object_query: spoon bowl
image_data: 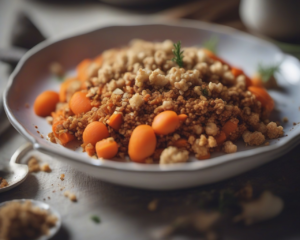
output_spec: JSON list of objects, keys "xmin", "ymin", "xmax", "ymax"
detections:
[{"xmin": 0, "ymin": 143, "xmax": 32, "ymax": 193}]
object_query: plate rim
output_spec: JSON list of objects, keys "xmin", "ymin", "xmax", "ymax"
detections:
[{"xmin": 3, "ymin": 19, "xmax": 300, "ymax": 173}]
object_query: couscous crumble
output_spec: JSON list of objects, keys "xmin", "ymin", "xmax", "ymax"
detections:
[{"xmin": 34, "ymin": 39, "xmax": 284, "ymax": 164}]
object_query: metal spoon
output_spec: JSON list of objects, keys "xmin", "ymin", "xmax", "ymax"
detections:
[
  {"xmin": 0, "ymin": 143, "xmax": 32, "ymax": 193},
  {"xmin": 0, "ymin": 199, "xmax": 61, "ymax": 240}
]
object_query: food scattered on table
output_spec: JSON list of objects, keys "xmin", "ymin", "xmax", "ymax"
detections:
[
  {"xmin": 40, "ymin": 163, "xmax": 52, "ymax": 173},
  {"xmin": 60, "ymin": 173, "xmax": 65, "ymax": 181},
  {"xmin": 34, "ymin": 39, "xmax": 284, "ymax": 163},
  {"xmin": 64, "ymin": 191, "xmax": 77, "ymax": 202},
  {"xmin": 0, "ymin": 200, "xmax": 57, "ymax": 240},
  {"xmin": 234, "ymin": 191, "xmax": 284, "ymax": 225},
  {"xmin": 90, "ymin": 215, "xmax": 101, "ymax": 224},
  {"xmin": 0, "ymin": 177, "xmax": 8, "ymax": 188},
  {"xmin": 27, "ymin": 157, "xmax": 51, "ymax": 173}
]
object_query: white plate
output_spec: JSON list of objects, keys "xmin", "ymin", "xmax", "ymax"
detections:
[{"xmin": 3, "ymin": 20, "xmax": 300, "ymax": 190}]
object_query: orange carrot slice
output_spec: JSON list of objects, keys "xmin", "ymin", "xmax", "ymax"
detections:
[
  {"xmin": 34, "ymin": 91, "xmax": 59, "ymax": 117},
  {"xmin": 248, "ymin": 86, "xmax": 274, "ymax": 112},
  {"xmin": 108, "ymin": 113, "xmax": 123, "ymax": 131},
  {"xmin": 52, "ymin": 120, "xmax": 75, "ymax": 145},
  {"xmin": 96, "ymin": 138, "xmax": 118, "ymax": 159},
  {"xmin": 222, "ymin": 119, "xmax": 238, "ymax": 137},
  {"xmin": 173, "ymin": 139, "xmax": 188, "ymax": 148},
  {"xmin": 83, "ymin": 121, "xmax": 110, "ymax": 146},
  {"xmin": 69, "ymin": 91, "xmax": 92, "ymax": 115},
  {"xmin": 215, "ymin": 131, "xmax": 227, "ymax": 145},
  {"xmin": 128, "ymin": 125, "xmax": 156, "ymax": 163},
  {"xmin": 152, "ymin": 111, "xmax": 179, "ymax": 135}
]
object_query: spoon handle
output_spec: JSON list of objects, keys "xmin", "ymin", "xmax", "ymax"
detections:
[{"xmin": 10, "ymin": 143, "xmax": 33, "ymax": 164}]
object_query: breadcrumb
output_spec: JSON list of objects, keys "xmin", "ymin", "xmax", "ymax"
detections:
[
  {"xmin": 64, "ymin": 191, "xmax": 77, "ymax": 202},
  {"xmin": 28, "ymin": 157, "xmax": 41, "ymax": 172},
  {"xmin": 41, "ymin": 164, "xmax": 51, "ymax": 173},
  {"xmin": 282, "ymin": 117, "xmax": 288, "ymax": 123},
  {"xmin": 242, "ymin": 131, "xmax": 265, "ymax": 146},
  {"xmin": 60, "ymin": 174, "xmax": 65, "ymax": 181},
  {"xmin": 160, "ymin": 146, "xmax": 189, "ymax": 164},
  {"xmin": 266, "ymin": 122, "xmax": 284, "ymax": 139},
  {"xmin": 223, "ymin": 141, "xmax": 237, "ymax": 153}
]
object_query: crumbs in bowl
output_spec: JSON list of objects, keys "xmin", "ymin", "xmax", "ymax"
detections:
[
  {"xmin": 0, "ymin": 177, "xmax": 8, "ymax": 188},
  {"xmin": 0, "ymin": 200, "xmax": 57, "ymax": 240}
]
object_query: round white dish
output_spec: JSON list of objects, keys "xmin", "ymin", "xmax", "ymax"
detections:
[
  {"xmin": 0, "ymin": 199, "xmax": 61, "ymax": 240},
  {"xmin": 3, "ymin": 20, "xmax": 300, "ymax": 190}
]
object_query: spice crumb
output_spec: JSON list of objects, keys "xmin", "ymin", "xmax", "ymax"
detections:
[
  {"xmin": 60, "ymin": 174, "xmax": 65, "ymax": 181},
  {"xmin": 293, "ymin": 122, "xmax": 297, "ymax": 126},
  {"xmin": 64, "ymin": 191, "xmax": 77, "ymax": 202},
  {"xmin": 264, "ymin": 142, "xmax": 270, "ymax": 146},
  {"xmin": 282, "ymin": 117, "xmax": 288, "ymax": 123},
  {"xmin": 35, "ymin": 126, "xmax": 38, "ymax": 129},
  {"xmin": 41, "ymin": 164, "xmax": 51, "ymax": 173}
]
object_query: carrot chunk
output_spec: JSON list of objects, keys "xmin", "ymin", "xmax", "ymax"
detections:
[
  {"xmin": 34, "ymin": 91, "xmax": 59, "ymax": 117},
  {"xmin": 108, "ymin": 113, "xmax": 123, "ymax": 131},
  {"xmin": 197, "ymin": 152, "xmax": 211, "ymax": 160},
  {"xmin": 52, "ymin": 120, "xmax": 75, "ymax": 145},
  {"xmin": 128, "ymin": 125, "xmax": 156, "ymax": 163},
  {"xmin": 76, "ymin": 59, "xmax": 92, "ymax": 81},
  {"xmin": 96, "ymin": 138, "xmax": 118, "ymax": 159},
  {"xmin": 248, "ymin": 86, "xmax": 274, "ymax": 112},
  {"xmin": 215, "ymin": 131, "xmax": 227, "ymax": 145},
  {"xmin": 178, "ymin": 114, "xmax": 188, "ymax": 122},
  {"xmin": 69, "ymin": 91, "xmax": 92, "ymax": 115},
  {"xmin": 222, "ymin": 119, "xmax": 239, "ymax": 137},
  {"xmin": 83, "ymin": 122, "xmax": 109, "ymax": 145},
  {"xmin": 59, "ymin": 78, "xmax": 77, "ymax": 102},
  {"xmin": 173, "ymin": 139, "xmax": 188, "ymax": 148},
  {"xmin": 231, "ymin": 67, "xmax": 252, "ymax": 87},
  {"xmin": 152, "ymin": 111, "xmax": 179, "ymax": 135}
]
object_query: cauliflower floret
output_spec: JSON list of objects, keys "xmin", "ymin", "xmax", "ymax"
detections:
[
  {"xmin": 210, "ymin": 61, "xmax": 223, "ymax": 75},
  {"xmin": 243, "ymin": 131, "xmax": 265, "ymax": 146},
  {"xmin": 162, "ymin": 100, "xmax": 173, "ymax": 110},
  {"xmin": 208, "ymin": 136, "xmax": 217, "ymax": 148},
  {"xmin": 208, "ymin": 82, "xmax": 223, "ymax": 93},
  {"xmin": 199, "ymin": 134, "xmax": 207, "ymax": 147},
  {"xmin": 149, "ymin": 69, "xmax": 169, "ymax": 87},
  {"xmin": 129, "ymin": 93, "xmax": 144, "ymax": 109},
  {"xmin": 135, "ymin": 68, "xmax": 151, "ymax": 87},
  {"xmin": 223, "ymin": 141, "xmax": 237, "ymax": 153},
  {"xmin": 266, "ymin": 122, "xmax": 284, "ymax": 139},
  {"xmin": 160, "ymin": 146, "xmax": 189, "ymax": 164},
  {"xmin": 255, "ymin": 122, "xmax": 267, "ymax": 134},
  {"xmin": 205, "ymin": 122, "xmax": 219, "ymax": 136},
  {"xmin": 193, "ymin": 125, "xmax": 203, "ymax": 135}
]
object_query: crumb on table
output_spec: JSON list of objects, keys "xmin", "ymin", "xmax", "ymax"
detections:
[
  {"xmin": 41, "ymin": 164, "xmax": 51, "ymax": 173},
  {"xmin": 64, "ymin": 191, "xmax": 77, "ymax": 202},
  {"xmin": 60, "ymin": 174, "xmax": 65, "ymax": 181}
]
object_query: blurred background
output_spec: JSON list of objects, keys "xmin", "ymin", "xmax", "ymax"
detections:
[{"xmin": 1, "ymin": 0, "xmax": 300, "ymax": 133}]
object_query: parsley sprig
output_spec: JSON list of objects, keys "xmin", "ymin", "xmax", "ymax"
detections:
[
  {"xmin": 203, "ymin": 36, "xmax": 219, "ymax": 54},
  {"xmin": 258, "ymin": 63, "xmax": 280, "ymax": 82},
  {"xmin": 172, "ymin": 41, "xmax": 184, "ymax": 68}
]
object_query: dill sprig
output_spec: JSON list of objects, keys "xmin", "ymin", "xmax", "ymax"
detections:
[
  {"xmin": 203, "ymin": 36, "xmax": 219, "ymax": 54},
  {"xmin": 258, "ymin": 63, "xmax": 280, "ymax": 82},
  {"xmin": 91, "ymin": 215, "xmax": 101, "ymax": 224},
  {"xmin": 172, "ymin": 41, "xmax": 184, "ymax": 68}
]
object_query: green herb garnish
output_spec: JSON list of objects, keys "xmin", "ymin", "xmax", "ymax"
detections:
[
  {"xmin": 203, "ymin": 36, "xmax": 219, "ymax": 54},
  {"xmin": 172, "ymin": 41, "xmax": 184, "ymax": 68},
  {"xmin": 202, "ymin": 88, "xmax": 208, "ymax": 96},
  {"xmin": 91, "ymin": 215, "xmax": 101, "ymax": 224},
  {"xmin": 258, "ymin": 63, "xmax": 280, "ymax": 82}
]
